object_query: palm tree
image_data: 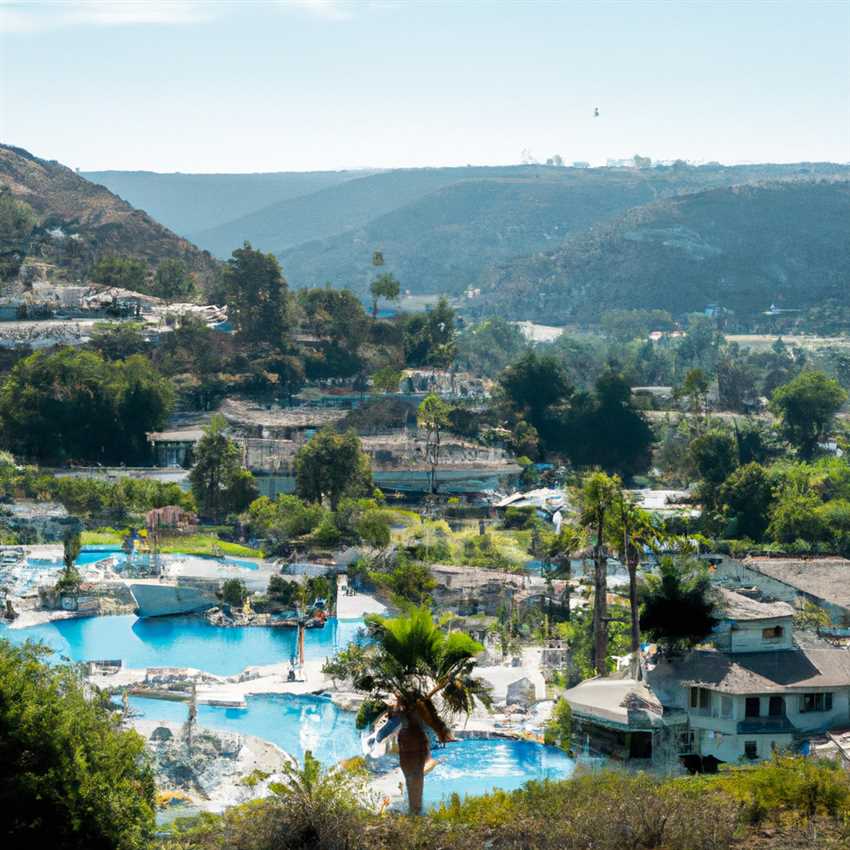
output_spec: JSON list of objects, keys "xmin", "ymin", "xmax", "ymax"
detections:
[
  {"xmin": 354, "ymin": 607, "xmax": 491, "ymax": 814},
  {"xmin": 608, "ymin": 496, "xmax": 660, "ymax": 669},
  {"xmin": 579, "ymin": 472, "xmax": 621, "ymax": 677}
]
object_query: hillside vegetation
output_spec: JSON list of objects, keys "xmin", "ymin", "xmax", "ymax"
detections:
[
  {"xmin": 82, "ymin": 168, "xmax": 373, "ymax": 235},
  {"xmin": 478, "ymin": 179, "xmax": 850, "ymax": 322},
  {"xmin": 0, "ymin": 144, "xmax": 219, "ymax": 289}
]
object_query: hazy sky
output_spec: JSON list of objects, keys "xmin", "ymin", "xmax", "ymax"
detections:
[{"xmin": 2, "ymin": 0, "xmax": 848, "ymax": 173}]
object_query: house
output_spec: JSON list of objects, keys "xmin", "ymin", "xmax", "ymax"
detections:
[
  {"xmin": 565, "ymin": 587, "xmax": 850, "ymax": 768},
  {"xmin": 714, "ymin": 555, "xmax": 850, "ymax": 625}
]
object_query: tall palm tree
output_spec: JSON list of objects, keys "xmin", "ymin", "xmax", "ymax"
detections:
[
  {"xmin": 579, "ymin": 472, "xmax": 621, "ymax": 677},
  {"xmin": 608, "ymin": 496, "xmax": 661, "ymax": 668},
  {"xmin": 355, "ymin": 607, "xmax": 491, "ymax": 814}
]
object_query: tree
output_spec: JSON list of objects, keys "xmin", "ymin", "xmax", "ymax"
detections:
[
  {"xmin": 223, "ymin": 242, "xmax": 289, "ymax": 346},
  {"xmin": 770, "ymin": 371, "xmax": 847, "ymax": 459},
  {"xmin": 543, "ymin": 698, "xmax": 572, "ymax": 751},
  {"xmin": 90, "ymin": 255, "xmax": 148, "ymax": 291},
  {"xmin": 566, "ymin": 370, "xmax": 655, "ymax": 477},
  {"xmin": 499, "ymin": 351, "xmax": 573, "ymax": 435},
  {"xmin": 189, "ymin": 415, "xmax": 258, "ymax": 521},
  {"xmin": 417, "ymin": 393, "xmax": 450, "ymax": 494},
  {"xmin": 55, "ymin": 530, "xmax": 82, "ymax": 597},
  {"xmin": 351, "ymin": 607, "xmax": 490, "ymax": 813},
  {"xmin": 0, "ymin": 349, "xmax": 173, "ymax": 465},
  {"xmin": 221, "ymin": 578, "xmax": 248, "ymax": 607},
  {"xmin": 580, "ymin": 472, "xmax": 621, "ymax": 675},
  {"xmin": 0, "ymin": 641, "xmax": 155, "ymax": 848},
  {"xmin": 717, "ymin": 462, "xmax": 774, "ymax": 541},
  {"xmin": 640, "ymin": 558, "xmax": 718, "ymax": 655},
  {"xmin": 608, "ymin": 498, "xmax": 658, "ymax": 660},
  {"xmin": 675, "ymin": 367, "xmax": 710, "ymax": 422},
  {"xmin": 153, "ymin": 258, "xmax": 195, "ymax": 302},
  {"xmin": 542, "ymin": 524, "xmax": 583, "ymax": 621},
  {"xmin": 371, "ymin": 366, "xmax": 402, "ymax": 395},
  {"xmin": 88, "ymin": 322, "xmax": 150, "ymax": 361},
  {"xmin": 295, "ymin": 428, "xmax": 373, "ymax": 510},
  {"xmin": 370, "ymin": 272, "xmax": 400, "ymax": 319}
]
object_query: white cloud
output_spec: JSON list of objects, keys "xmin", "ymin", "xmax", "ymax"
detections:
[{"xmin": 0, "ymin": 1, "xmax": 215, "ymax": 33}]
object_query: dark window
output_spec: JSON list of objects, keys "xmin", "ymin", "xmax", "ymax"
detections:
[
  {"xmin": 745, "ymin": 697, "xmax": 761, "ymax": 718},
  {"xmin": 744, "ymin": 740, "xmax": 758, "ymax": 760},
  {"xmin": 699, "ymin": 688, "xmax": 711, "ymax": 710},
  {"xmin": 801, "ymin": 693, "xmax": 834, "ymax": 713},
  {"xmin": 769, "ymin": 696, "xmax": 785, "ymax": 717},
  {"xmin": 690, "ymin": 687, "xmax": 698, "ymax": 708},
  {"xmin": 762, "ymin": 626, "xmax": 784, "ymax": 640}
]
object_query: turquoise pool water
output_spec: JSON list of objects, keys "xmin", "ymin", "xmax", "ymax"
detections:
[
  {"xmin": 0, "ymin": 615, "xmax": 365, "ymax": 675},
  {"xmin": 423, "ymin": 738, "xmax": 576, "ymax": 807},
  {"xmin": 129, "ymin": 694, "xmax": 361, "ymax": 767},
  {"xmin": 128, "ymin": 694, "xmax": 576, "ymax": 803}
]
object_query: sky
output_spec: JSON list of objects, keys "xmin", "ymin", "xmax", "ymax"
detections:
[{"xmin": 1, "ymin": 0, "xmax": 848, "ymax": 173}]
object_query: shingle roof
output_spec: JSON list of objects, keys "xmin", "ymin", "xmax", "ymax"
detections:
[
  {"xmin": 743, "ymin": 557, "xmax": 850, "ymax": 610},
  {"xmin": 718, "ymin": 587, "xmax": 794, "ymax": 621},
  {"xmin": 648, "ymin": 637, "xmax": 850, "ymax": 696}
]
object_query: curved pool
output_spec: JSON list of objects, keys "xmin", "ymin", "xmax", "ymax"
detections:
[{"xmin": 0, "ymin": 614, "xmax": 365, "ymax": 675}]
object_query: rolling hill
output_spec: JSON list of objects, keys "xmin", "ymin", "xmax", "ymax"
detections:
[
  {"xmin": 0, "ymin": 145, "xmax": 219, "ymax": 289},
  {"xmin": 475, "ymin": 180, "xmax": 850, "ymax": 322},
  {"xmin": 82, "ymin": 169, "xmax": 373, "ymax": 235},
  {"xmin": 276, "ymin": 163, "xmax": 850, "ymax": 296},
  {"xmin": 188, "ymin": 165, "xmax": 537, "ymax": 258}
]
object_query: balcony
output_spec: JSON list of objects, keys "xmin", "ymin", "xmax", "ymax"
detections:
[{"xmin": 737, "ymin": 716, "xmax": 795, "ymax": 734}]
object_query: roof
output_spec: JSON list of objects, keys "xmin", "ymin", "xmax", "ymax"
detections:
[
  {"xmin": 564, "ymin": 677, "xmax": 663, "ymax": 728},
  {"xmin": 718, "ymin": 587, "xmax": 794, "ymax": 621},
  {"xmin": 648, "ymin": 637, "xmax": 850, "ymax": 696},
  {"xmin": 743, "ymin": 556, "xmax": 850, "ymax": 610},
  {"xmin": 495, "ymin": 488, "xmax": 567, "ymax": 513},
  {"xmin": 147, "ymin": 428, "xmax": 206, "ymax": 443}
]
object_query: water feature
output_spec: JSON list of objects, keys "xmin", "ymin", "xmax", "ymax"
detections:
[
  {"xmin": 0, "ymin": 614, "xmax": 366, "ymax": 674},
  {"xmin": 129, "ymin": 693, "xmax": 361, "ymax": 767}
]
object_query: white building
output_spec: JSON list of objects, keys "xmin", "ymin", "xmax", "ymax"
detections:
[{"xmin": 565, "ymin": 587, "xmax": 850, "ymax": 767}]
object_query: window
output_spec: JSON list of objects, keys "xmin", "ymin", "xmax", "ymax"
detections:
[
  {"xmin": 720, "ymin": 695, "xmax": 733, "ymax": 718},
  {"xmin": 800, "ymin": 693, "xmax": 834, "ymax": 713},
  {"xmin": 762, "ymin": 625, "xmax": 784, "ymax": 640},
  {"xmin": 745, "ymin": 697, "xmax": 761, "ymax": 718},
  {"xmin": 744, "ymin": 740, "xmax": 758, "ymax": 760},
  {"xmin": 690, "ymin": 687, "xmax": 711, "ymax": 712},
  {"xmin": 768, "ymin": 696, "xmax": 785, "ymax": 717}
]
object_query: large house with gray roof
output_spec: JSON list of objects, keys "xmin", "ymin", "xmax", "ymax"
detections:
[{"xmin": 564, "ymin": 587, "xmax": 850, "ymax": 768}]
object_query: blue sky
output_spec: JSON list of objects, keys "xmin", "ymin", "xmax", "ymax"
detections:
[{"xmin": 1, "ymin": 0, "xmax": 848, "ymax": 172}]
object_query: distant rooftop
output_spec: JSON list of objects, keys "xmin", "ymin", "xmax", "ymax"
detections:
[{"xmin": 743, "ymin": 556, "xmax": 850, "ymax": 610}]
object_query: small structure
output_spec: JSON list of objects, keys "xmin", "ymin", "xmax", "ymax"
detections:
[
  {"xmin": 146, "ymin": 505, "xmax": 198, "ymax": 532},
  {"xmin": 495, "ymin": 488, "xmax": 567, "ymax": 521},
  {"xmin": 147, "ymin": 427, "xmax": 205, "ymax": 468}
]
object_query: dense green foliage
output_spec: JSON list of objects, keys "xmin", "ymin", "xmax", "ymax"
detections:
[
  {"xmin": 189, "ymin": 415, "xmax": 258, "ymax": 521},
  {"xmin": 295, "ymin": 429, "xmax": 373, "ymax": 510},
  {"xmin": 640, "ymin": 558, "xmax": 718, "ymax": 654},
  {"xmin": 0, "ymin": 348, "xmax": 173, "ymax": 464},
  {"xmin": 90, "ymin": 254, "xmax": 148, "ymax": 291},
  {"xmin": 0, "ymin": 641, "xmax": 155, "ymax": 849}
]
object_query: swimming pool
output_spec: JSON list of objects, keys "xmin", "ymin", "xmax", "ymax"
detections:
[
  {"xmin": 128, "ymin": 694, "xmax": 577, "ymax": 804},
  {"xmin": 0, "ymin": 614, "xmax": 366, "ymax": 675},
  {"xmin": 423, "ymin": 737, "xmax": 577, "ymax": 807},
  {"xmin": 129, "ymin": 693, "xmax": 361, "ymax": 767}
]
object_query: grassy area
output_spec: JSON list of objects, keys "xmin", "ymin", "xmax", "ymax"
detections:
[
  {"xmin": 81, "ymin": 529, "xmax": 262, "ymax": 558},
  {"xmin": 157, "ymin": 534, "xmax": 262, "ymax": 558}
]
